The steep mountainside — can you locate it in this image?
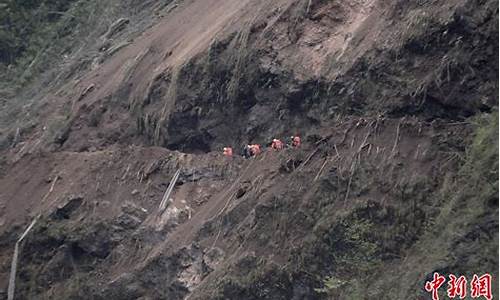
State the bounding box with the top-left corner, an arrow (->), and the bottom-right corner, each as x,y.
0,0 -> 497,299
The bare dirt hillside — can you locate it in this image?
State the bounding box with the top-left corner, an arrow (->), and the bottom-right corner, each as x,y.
0,0 -> 497,299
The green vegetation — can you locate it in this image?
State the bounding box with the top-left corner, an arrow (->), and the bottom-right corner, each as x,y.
0,0 -> 146,147
0,0 -> 77,65
0,0 -> 152,89
314,112 -> 498,299
312,204 -> 386,299
0,0 -> 83,87
0,0 -> 173,148
463,111 -> 499,195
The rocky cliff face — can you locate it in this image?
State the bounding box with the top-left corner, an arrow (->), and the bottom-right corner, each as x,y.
0,0 -> 497,299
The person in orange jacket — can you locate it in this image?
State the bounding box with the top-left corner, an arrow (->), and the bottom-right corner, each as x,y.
250,144 -> 261,156
291,135 -> 301,148
223,147 -> 233,157
271,138 -> 284,150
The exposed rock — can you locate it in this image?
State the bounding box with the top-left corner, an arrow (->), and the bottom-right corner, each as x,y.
51,195 -> 84,220
116,213 -> 143,230
121,202 -> 148,220
155,203 -> 191,232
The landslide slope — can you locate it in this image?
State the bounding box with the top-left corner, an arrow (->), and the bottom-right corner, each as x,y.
0,0 -> 497,299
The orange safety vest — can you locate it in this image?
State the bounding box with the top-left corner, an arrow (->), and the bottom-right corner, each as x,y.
292,136 -> 301,147
223,147 -> 233,156
250,144 -> 261,156
272,139 -> 284,150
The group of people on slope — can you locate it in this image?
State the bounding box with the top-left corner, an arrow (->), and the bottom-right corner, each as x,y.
223,135 -> 301,158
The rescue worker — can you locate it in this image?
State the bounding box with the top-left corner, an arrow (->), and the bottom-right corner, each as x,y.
291,135 -> 301,148
250,144 -> 261,156
271,138 -> 284,150
223,147 -> 233,157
